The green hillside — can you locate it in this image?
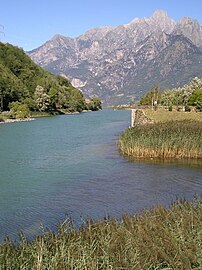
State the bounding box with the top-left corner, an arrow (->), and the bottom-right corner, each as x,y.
0,42 -> 101,118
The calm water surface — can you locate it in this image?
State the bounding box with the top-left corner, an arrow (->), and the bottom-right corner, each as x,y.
0,109 -> 201,240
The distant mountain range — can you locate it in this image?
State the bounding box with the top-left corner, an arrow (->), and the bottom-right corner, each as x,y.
28,10 -> 202,105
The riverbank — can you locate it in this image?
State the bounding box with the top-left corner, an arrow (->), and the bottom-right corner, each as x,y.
119,120 -> 202,159
0,117 -> 35,124
0,109 -> 92,124
0,198 -> 201,269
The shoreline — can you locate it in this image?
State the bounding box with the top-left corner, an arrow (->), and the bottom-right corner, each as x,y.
0,118 -> 35,124
0,110 -> 92,124
0,108 -> 100,124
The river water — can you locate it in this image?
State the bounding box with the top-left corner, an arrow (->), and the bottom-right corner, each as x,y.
0,109 -> 201,240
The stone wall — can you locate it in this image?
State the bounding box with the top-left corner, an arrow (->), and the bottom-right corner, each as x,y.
131,109 -> 154,127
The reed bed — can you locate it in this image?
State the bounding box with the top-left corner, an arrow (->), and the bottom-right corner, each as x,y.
119,120 -> 202,159
0,199 -> 201,269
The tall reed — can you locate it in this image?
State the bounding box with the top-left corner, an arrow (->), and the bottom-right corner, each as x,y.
0,199 -> 201,269
119,120 -> 202,159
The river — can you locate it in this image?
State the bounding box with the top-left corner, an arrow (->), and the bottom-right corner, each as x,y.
0,109 -> 201,241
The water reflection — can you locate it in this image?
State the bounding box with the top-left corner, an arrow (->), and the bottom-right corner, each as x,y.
124,155 -> 202,168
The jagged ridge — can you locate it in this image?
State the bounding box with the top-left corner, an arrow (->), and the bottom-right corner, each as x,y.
28,10 -> 202,105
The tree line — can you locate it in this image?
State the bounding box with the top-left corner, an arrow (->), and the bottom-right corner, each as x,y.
139,77 -> 202,111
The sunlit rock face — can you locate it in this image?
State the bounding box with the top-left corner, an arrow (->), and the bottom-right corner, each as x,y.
29,10 -> 202,105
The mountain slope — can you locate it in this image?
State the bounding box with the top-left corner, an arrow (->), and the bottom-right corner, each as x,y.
123,35 -> 202,99
28,10 -> 202,105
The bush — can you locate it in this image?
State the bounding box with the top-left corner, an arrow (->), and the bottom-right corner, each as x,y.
185,105 -> 191,112
168,105 -> 172,111
188,89 -> 202,111
86,97 -> 102,111
9,102 -> 30,119
195,97 -> 202,112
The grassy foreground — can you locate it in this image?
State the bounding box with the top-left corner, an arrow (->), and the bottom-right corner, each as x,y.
0,199 -> 201,269
119,120 -> 202,159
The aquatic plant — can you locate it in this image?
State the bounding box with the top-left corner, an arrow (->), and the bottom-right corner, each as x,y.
0,199 -> 201,269
119,120 -> 202,159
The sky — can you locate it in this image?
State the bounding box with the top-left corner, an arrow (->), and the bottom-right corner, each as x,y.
1,0 -> 202,51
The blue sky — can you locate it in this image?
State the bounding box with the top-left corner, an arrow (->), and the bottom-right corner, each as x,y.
1,0 -> 202,51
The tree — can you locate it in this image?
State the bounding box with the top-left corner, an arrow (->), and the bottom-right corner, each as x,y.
160,77 -> 202,107
67,90 -> 85,112
88,97 -> 102,111
48,87 -> 59,109
188,89 -> 202,111
140,86 -> 160,108
0,79 -> 6,111
34,85 -> 50,112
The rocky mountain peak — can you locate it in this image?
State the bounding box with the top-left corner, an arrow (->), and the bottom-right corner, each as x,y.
50,34 -> 74,47
51,34 -> 66,40
128,10 -> 175,34
150,10 -> 176,33
128,17 -> 140,25
174,17 -> 202,46
28,11 -> 202,105
80,26 -> 114,39
151,10 -> 169,19
179,16 -> 200,25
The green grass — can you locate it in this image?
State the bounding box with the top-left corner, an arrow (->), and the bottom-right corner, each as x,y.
144,108 -> 202,122
0,199 -> 201,269
119,120 -> 202,159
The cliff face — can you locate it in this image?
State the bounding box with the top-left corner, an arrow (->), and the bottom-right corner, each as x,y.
28,10 -> 202,105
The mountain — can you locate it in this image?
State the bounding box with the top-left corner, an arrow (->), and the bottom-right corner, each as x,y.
28,10 -> 202,105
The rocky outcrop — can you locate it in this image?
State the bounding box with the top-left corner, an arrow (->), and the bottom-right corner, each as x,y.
131,109 -> 154,127
173,17 -> 202,47
28,10 -> 202,105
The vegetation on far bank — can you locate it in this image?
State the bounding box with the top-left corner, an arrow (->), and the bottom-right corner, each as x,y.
138,77 -> 202,112
0,198 -> 201,269
119,120 -> 202,159
0,42 -> 102,121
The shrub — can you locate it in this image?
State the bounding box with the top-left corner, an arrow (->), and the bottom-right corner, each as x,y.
9,102 -> 30,119
188,89 -> 202,111
168,105 -> 172,111
185,105 -> 191,112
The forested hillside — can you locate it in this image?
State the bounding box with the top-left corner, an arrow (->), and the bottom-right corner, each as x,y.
0,42 -> 101,118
